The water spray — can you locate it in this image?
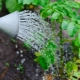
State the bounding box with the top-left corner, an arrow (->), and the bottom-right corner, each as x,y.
0,10 -> 54,50
0,10 -> 56,69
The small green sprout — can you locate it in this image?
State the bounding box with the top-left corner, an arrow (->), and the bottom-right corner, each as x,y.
14,64 -> 24,74
11,38 -> 16,43
5,62 -> 10,66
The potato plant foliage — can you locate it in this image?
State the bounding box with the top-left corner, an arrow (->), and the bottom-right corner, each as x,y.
0,0 -> 49,12
1,0 -> 80,79
40,0 -> 80,79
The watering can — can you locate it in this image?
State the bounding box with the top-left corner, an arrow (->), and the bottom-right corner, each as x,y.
0,10 -> 53,50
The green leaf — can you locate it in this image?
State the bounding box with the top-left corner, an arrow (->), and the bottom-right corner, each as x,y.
18,0 -> 23,3
38,56 -> 48,70
74,36 -> 80,46
57,0 -> 62,2
6,0 -> 23,13
40,2 -> 52,17
70,12 -> 77,22
62,5 -> 72,14
32,0 -> 39,5
77,16 -> 80,24
47,9 -> 53,15
69,1 -> 80,8
65,61 -> 73,75
72,77 -> 78,80
5,62 -> 10,66
76,60 -> 80,63
34,57 -> 38,62
35,52 -> 42,56
66,61 -> 78,76
73,72 -> 80,78
51,12 -> 60,20
22,43 -> 31,50
73,63 -> 78,71
61,20 -> 69,30
0,0 -> 2,11
48,2 -> 54,7
35,40 -> 56,70
40,0 -> 50,7
11,38 -> 16,43
40,40 -> 56,64
41,9 -> 49,18
66,0 -> 80,8
23,0 -> 32,4
60,7 -> 69,16
67,22 -> 77,37
78,20 -> 80,24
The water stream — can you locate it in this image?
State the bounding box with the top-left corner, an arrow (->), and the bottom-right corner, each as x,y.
17,10 -> 54,51
16,10 -> 74,80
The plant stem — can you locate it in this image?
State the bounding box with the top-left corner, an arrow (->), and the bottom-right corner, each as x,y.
59,26 -> 64,78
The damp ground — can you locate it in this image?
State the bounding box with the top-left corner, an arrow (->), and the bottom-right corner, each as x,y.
0,8 -> 45,80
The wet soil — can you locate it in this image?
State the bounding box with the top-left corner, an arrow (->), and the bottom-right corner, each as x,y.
0,29 -> 44,80
0,6 -> 44,80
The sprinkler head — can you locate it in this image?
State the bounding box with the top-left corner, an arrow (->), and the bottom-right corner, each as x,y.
0,11 -> 19,37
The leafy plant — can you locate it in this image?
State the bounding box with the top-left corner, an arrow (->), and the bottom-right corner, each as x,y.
34,39 -> 57,70
0,0 -> 50,12
18,0 -> 50,6
14,64 -> 24,73
38,0 -> 80,79
5,0 -> 23,13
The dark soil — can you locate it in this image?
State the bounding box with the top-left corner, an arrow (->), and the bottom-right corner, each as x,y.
0,6 -> 44,80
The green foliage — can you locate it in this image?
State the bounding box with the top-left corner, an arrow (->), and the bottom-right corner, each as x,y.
61,20 -> 69,30
40,0 -> 80,79
18,0 -> 50,6
34,56 -> 49,70
72,77 -> 78,80
40,0 -> 80,38
65,61 -> 78,75
11,38 -> 16,43
34,40 -> 57,70
78,30 -> 80,44
6,0 -> 23,13
0,0 -> 50,12
51,12 -> 60,20
73,71 -> 80,78
67,22 -> 78,37
14,64 -> 24,73
22,43 -> 31,50
0,0 -> 2,11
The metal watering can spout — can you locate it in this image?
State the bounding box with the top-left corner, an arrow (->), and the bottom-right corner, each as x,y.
0,11 -> 19,37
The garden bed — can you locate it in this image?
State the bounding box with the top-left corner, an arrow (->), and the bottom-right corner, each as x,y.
0,7 -> 44,80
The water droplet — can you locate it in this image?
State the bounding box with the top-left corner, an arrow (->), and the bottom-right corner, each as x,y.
20,54 -> 23,57
17,68 -> 20,70
15,44 -> 18,48
20,50 -> 23,53
21,58 -> 25,63
35,73 -> 38,76
16,51 -> 19,54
